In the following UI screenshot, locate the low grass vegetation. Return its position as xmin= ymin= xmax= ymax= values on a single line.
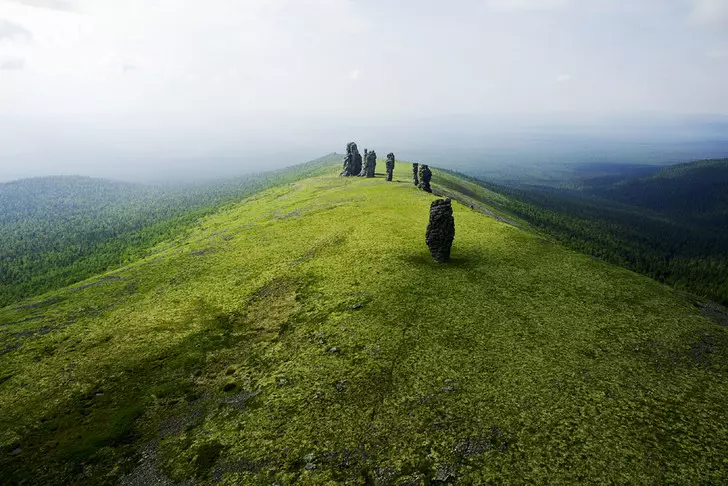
xmin=1 ymin=163 xmax=727 ymax=484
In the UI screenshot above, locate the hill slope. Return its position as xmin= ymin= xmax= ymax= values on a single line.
xmin=1 ymin=163 xmax=727 ymax=484
xmin=447 ymin=160 xmax=728 ymax=305
xmin=0 ymin=155 xmax=338 ymax=308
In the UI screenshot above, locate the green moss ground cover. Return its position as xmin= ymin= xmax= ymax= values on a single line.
xmin=1 ymin=163 xmax=727 ymax=484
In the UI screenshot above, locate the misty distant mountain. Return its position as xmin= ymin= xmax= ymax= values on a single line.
xmin=3 ymin=114 xmax=728 ymax=183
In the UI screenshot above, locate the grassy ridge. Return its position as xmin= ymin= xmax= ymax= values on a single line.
xmin=0 ymin=155 xmax=337 ymax=308
xmin=1 ymin=163 xmax=727 ymax=484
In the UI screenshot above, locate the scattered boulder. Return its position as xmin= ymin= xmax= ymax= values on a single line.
xmin=340 ymin=142 xmax=362 ymax=177
xmin=426 ymin=198 xmax=455 ymax=263
xmin=386 ymin=153 xmax=396 ymax=181
xmin=418 ymin=164 xmax=432 ymax=193
xmin=412 ymin=163 xmax=419 ymax=186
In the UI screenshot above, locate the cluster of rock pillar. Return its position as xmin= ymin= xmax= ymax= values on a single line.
xmin=426 ymin=198 xmax=455 ymax=263
xmin=340 ymin=142 xmax=379 ymax=178
xmin=340 ymin=143 xmax=433 ymax=191
xmin=339 ymin=143 xmax=454 ymax=262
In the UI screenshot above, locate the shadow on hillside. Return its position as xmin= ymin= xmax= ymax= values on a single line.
xmin=0 ymin=299 xmax=253 ymax=485
xmin=399 ymin=253 xmax=477 ymax=269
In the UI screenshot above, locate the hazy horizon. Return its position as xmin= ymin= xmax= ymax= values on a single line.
xmin=2 ymin=0 xmax=728 ymax=181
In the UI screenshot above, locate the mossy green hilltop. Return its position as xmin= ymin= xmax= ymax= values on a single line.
xmin=1 ymin=162 xmax=727 ymax=484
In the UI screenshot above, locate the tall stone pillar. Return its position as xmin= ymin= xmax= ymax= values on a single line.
xmin=426 ymin=198 xmax=455 ymax=263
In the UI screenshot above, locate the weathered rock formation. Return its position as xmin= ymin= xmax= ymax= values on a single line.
xmin=360 ymin=149 xmax=368 ymax=176
xmin=418 ymin=164 xmax=432 ymax=193
xmin=426 ymin=198 xmax=455 ymax=263
xmin=386 ymin=153 xmax=395 ymax=181
xmin=413 ymin=163 xmax=419 ymax=186
xmin=360 ymin=149 xmax=377 ymax=178
xmin=340 ymin=142 xmax=362 ymax=177
xmin=358 ymin=149 xmax=368 ymax=177
xmin=353 ymin=147 xmax=362 ymax=176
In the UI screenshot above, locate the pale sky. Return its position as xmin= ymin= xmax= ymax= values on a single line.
xmin=1 ymin=0 xmax=728 ymax=180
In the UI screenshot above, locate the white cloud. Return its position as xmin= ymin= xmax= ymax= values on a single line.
xmin=2 ymin=0 xmax=728 ymax=181
xmin=706 ymin=47 xmax=728 ymax=58
xmin=0 ymin=18 xmax=32 ymax=41
xmin=0 ymin=56 xmax=25 ymax=69
xmin=3 ymin=0 xmax=77 ymax=12
xmin=487 ymin=0 xmax=568 ymax=11
xmin=691 ymin=0 xmax=728 ymax=32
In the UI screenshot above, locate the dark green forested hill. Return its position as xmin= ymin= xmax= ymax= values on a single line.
xmin=447 ymin=159 xmax=728 ymax=305
xmin=581 ymin=159 xmax=728 ymax=226
xmin=0 ymin=155 xmax=338 ymax=308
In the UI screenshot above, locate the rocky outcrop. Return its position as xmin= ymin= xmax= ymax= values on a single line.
xmin=360 ymin=150 xmax=377 ymax=178
xmin=418 ymin=164 xmax=432 ymax=193
xmin=426 ymin=198 xmax=455 ymax=263
xmin=340 ymin=142 xmax=362 ymax=177
xmin=413 ymin=163 xmax=419 ymax=186
xmin=386 ymin=153 xmax=395 ymax=181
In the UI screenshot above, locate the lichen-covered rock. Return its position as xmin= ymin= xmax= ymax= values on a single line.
xmin=358 ymin=149 xmax=368 ymax=177
xmin=353 ymin=151 xmax=362 ymax=176
xmin=385 ymin=153 xmax=395 ymax=181
xmin=360 ymin=149 xmax=377 ymax=178
xmin=351 ymin=149 xmax=367 ymax=176
xmin=340 ymin=142 xmax=361 ymax=177
xmin=340 ymin=155 xmax=351 ymax=177
xmin=418 ymin=164 xmax=432 ymax=193
xmin=358 ymin=149 xmax=367 ymax=177
xmin=413 ymin=163 xmax=419 ymax=186
xmin=426 ymin=198 xmax=455 ymax=263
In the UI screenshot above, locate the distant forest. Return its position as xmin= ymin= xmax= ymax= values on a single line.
xmin=0 ymin=156 xmax=336 ymax=308
xmin=456 ymin=159 xmax=728 ymax=305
